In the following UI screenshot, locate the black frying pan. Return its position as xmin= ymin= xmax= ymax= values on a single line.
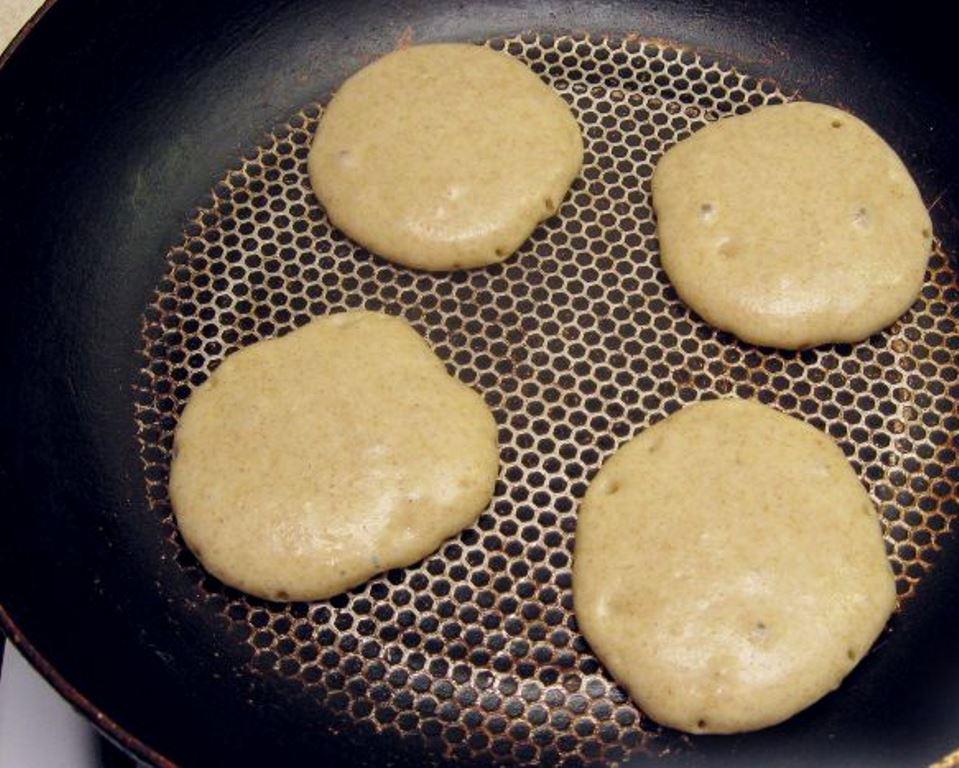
xmin=2 ymin=1 xmax=959 ymax=766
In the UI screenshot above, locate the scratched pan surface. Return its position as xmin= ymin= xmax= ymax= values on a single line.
xmin=2 ymin=1 xmax=959 ymax=766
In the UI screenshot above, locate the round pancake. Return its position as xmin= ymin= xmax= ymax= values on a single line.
xmin=573 ymin=398 xmax=896 ymax=734
xmin=308 ymin=43 xmax=583 ymax=271
xmin=652 ymin=102 xmax=932 ymax=349
xmin=169 ymin=311 xmax=499 ymax=602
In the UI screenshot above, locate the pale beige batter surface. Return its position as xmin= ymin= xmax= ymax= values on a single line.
xmin=652 ymin=101 xmax=932 ymax=349
xmin=169 ymin=311 xmax=499 ymax=602
xmin=308 ymin=43 xmax=583 ymax=271
xmin=573 ymin=398 xmax=896 ymax=734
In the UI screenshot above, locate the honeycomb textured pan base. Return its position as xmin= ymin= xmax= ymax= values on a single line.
xmin=136 ymin=34 xmax=959 ymax=765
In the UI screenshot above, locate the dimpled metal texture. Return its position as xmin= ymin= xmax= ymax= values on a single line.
xmin=135 ymin=33 xmax=959 ymax=765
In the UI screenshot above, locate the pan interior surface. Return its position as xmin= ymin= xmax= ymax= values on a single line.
xmin=133 ymin=33 xmax=959 ymax=766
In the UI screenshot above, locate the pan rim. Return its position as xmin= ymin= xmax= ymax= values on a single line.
xmin=2 ymin=9 xmax=179 ymax=764
xmin=1 ymin=4 xmax=959 ymax=767
xmin=0 ymin=0 xmax=57 ymax=67
xmin=0 ymin=603 xmax=175 ymax=767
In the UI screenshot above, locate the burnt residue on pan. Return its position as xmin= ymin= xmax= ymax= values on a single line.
xmin=134 ymin=34 xmax=959 ymax=766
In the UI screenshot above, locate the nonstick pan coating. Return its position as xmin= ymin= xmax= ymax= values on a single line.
xmin=2 ymin=1 xmax=959 ymax=766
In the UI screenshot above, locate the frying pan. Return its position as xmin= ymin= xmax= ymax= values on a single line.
xmin=2 ymin=1 xmax=959 ymax=766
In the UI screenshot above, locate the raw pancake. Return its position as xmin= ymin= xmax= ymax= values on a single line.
xmin=308 ymin=43 xmax=583 ymax=271
xmin=652 ymin=101 xmax=932 ymax=349
xmin=573 ymin=398 xmax=896 ymax=734
xmin=169 ymin=311 xmax=499 ymax=602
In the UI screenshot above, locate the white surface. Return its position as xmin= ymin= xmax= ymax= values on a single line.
xmin=0 ymin=0 xmax=42 ymax=52
xmin=0 ymin=641 xmax=98 ymax=767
